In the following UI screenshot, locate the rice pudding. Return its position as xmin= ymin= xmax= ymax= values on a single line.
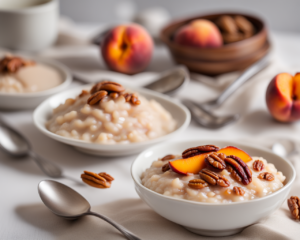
xmin=46 ymin=81 xmax=176 ymax=144
xmin=141 ymin=145 xmax=286 ymax=203
xmin=0 ymin=55 xmax=62 ymax=93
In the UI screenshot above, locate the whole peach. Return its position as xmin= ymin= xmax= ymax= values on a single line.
xmin=174 ymin=19 xmax=223 ymax=48
xmin=101 ymin=24 xmax=153 ymax=74
xmin=266 ymin=72 xmax=300 ymax=122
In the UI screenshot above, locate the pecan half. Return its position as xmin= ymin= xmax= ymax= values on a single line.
xmin=182 ymin=145 xmax=219 ymax=159
xmin=224 ymin=155 xmax=252 ymax=185
xmin=288 ymin=196 xmax=300 ymax=220
xmin=216 ymin=15 xmax=238 ymax=34
xmin=205 ymin=152 xmax=226 ymax=172
xmin=253 ymin=160 xmax=264 ymax=171
xmin=234 ymin=15 xmax=254 ymax=35
xmin=161 ymin=154 xmax=176 ymax=161
xmin=81 ymin=170 xmax=112 ymax=188
xmin=87 ymin=90 xmax=108 ymax=105
xmin=0 ymin=55 xmax=34 ymax=73
xmin=233 ymin=186 xmax=245 ymax=196
xmin=90 ymin=81 xmax=110 ymax=94
xmin=188 ymin=179 xmax=208 ymax=189
xmin=79 ymin=90 xmax=89 ymax=98
xmin=258 ymin=172 xmax=274 ymax=181
xmin=162 ymin=163 xmax=170 ymax=172
xmin=123 ymin=93 xmax=141 ymax=105
xmin=199 ymin=169 xmax=230 ymax=187
xmin=109 ymin=92 xmax=119 ymax=99
xmin=99 ymin=81 xmax=125 ymax=93
xmin=98 ymin=172 xmax=114 ymax=182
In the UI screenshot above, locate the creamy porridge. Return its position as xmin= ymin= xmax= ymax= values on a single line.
xmin=141 ymin=146 xmax=286 ymax=203
xmin=46 ymin=81 xmax=176 ymax=144
xmin=0 ymin=55 xmax=62 ymax=93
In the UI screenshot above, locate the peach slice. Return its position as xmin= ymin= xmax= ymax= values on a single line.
xmin=169 ymin=146 xmax=252 ymax=175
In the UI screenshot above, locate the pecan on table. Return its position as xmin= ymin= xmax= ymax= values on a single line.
xmin=162 ymin=163 xmax=170 ymax=172
xmin=161 ymin=154 xmax=176 ymax=161
xmin=87 ymin=90 xmax=108 ymax=105
xmin=233 ymin=186 xmax=245 ymax=196
xmin=205 ymin=152 xmax=226 ymax=172
xmin=287 ymin=196 xmax=300 ymax=220
xmin=123 ymin=93 xmax=141 ymax=105
xmin=182 ymin=145 xmax=219 ymax=159
xmin=199 ymin=169 xmax=230 ymax=187
xmin=224 ymin=155 xmax=252 ymax=185
xmin=81 ymin=171 xmax=114 ymax=188
xmin=253 ymin=160 xmax=264 ymax=171
xmin=188 ymin=179 xmax=208 ymax=189
xmin=258 ymin=172 xmax=275 ymax=181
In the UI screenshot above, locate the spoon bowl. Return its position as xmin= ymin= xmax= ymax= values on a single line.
xmin=38 ymin=180 xmax=141 ymax=240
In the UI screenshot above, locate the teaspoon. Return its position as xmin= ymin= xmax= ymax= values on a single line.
xmin=0 ymin=118 xmax=79 ymax=182
xmin=38 ymin=180 xmax=141 ymax=240
xmin=272 ymin=139 xmax=299 ymax=158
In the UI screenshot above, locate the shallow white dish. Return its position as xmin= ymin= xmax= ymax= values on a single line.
xmin=131 ymin=140 xmax=296 ymax=237
xmin=33 ymin=84 xmax=191 ymax=156
xmin=0 ymin=57 xmax=72 ymax=110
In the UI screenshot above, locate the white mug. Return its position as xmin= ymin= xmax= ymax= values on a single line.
xmin=0 ymin=0 xmax=58 ymax=51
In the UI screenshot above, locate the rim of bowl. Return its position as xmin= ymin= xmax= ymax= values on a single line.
xmin=33 ymin=84 xmax=191 ymax=149
xmin=0 ymin=56 xmax=72 ymax=97
xmin=161 ymin=12 xmax=267 ymax=52
xmin=131 ymin=139 xmax=296 ymax=206
xmin=0 ymin=0 xmax=57 ymax=14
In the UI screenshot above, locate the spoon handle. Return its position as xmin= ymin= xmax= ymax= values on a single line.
xmin=88 ymin=211 xmax=142 ymax=240
xmin=29 ymin=151 xmax=63 ymax=178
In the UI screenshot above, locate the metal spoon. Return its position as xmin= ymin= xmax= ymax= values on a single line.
xmin=272 ymin=139 xmax=299 ymax=158
xmin=38 ymin=180 xmax=141 ymax=240
xmin=0 ymin=118 xmax=65 ymax=179
xmin=184 ymin=54 xmax=271 ymax=128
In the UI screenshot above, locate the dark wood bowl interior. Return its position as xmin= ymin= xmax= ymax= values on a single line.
xmin=161 ymin=12 xmax=268 ymax=62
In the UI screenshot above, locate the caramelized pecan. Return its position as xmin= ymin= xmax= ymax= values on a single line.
xmin=199 ymin=169 xmax=230 ymax=187
xmin=162 ymin=163 xmax=170 ymax=172
xmin=109 ymin=92 xmax=119 ymax=99
xmin=258 ymin=172 xmax=274 ymax=181
xmin=224 ymin=155 xmax=252 ymax=185
xmin=288 ymin=196 xmax=300 ymax=220
xmin=79 ymin=90 xmax=89 ymax=98
xmin=233 ymin=186 xmax=245 ymax=196
xmin=205 ymin=152 xmax=226 ymax=172
xmin=188 ymin=179 xmax=208 ymax=189
xmin=87 ymin=90 xmax=108 ymax=105
xmin=81 ymin=170 xmax=113 ymax=188
xmin=90 ymin=81 xmax=110 ymax=94
xmin=99 ymin=81 xmax=125 ymax=93
xmin=253 ymin=160 xmax=264 ymax=171
xmin=182 ymin=145 xmax=219 ymax=159
xmin=0 ymin=55 xmax=34 ymax=73
xmin=161 ymin=154 xmax=176 ymax=161
xmin=123 ymin=93 xmax=141 ymax=105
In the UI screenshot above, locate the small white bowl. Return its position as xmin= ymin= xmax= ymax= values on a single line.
xmin=131 ymin=140 xmax=296 ymax=237
xmin=33 ymin=84 xmax=191 ymax=156
xmin=0 ymin=57 xmax=72 ymax=110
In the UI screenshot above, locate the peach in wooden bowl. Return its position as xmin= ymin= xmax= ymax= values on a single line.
xmin=160 ymin=12 xmax=269 ymax=75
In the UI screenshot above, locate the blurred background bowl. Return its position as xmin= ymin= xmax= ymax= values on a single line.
xmin=161 ymin=12 xmax=270 ymax=75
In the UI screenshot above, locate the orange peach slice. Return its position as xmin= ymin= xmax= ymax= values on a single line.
xmin=169 ymin=146 xmax=252 ymax=175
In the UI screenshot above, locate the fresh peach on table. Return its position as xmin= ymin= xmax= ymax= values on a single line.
xmin=169 ymin=146 xmax=252 ymax=175
xmin=174 ymin=19 xmax=223 ymax=48
xmin=101 ymin=24 xmax=153 ymax=74
xmin=266 ymin=72 xmax=300 ymax=122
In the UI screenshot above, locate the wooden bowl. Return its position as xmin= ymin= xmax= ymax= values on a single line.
xmin=160 ymin=12 xmax=269 ymax=65
xmin=174 ymin=40 xmax=270 ymax=75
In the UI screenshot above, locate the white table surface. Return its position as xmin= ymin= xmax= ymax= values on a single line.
xmin=1 ymin=30 xmax=300 ymax=240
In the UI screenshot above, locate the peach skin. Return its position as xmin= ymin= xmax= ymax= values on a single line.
xmin=169 ymin=146 xmax=252 ymax=175
xmin=266 ymin=72 xmax=300 ymax=122
xmin=174 ymin=19 xmax=223 ymax=48
xmin=101 ymin=24 xmax=153 ymax=74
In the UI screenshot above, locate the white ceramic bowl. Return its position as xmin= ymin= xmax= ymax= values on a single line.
xmin=33 ymin=84 xmax=191 ymax=156
xmin=0 ymin=57 xmax=72 ymax=110
xmin=0 ymin=0 xmax=58 ymax=51
xmin=131 ymin=140 xmax=296 ymax=237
